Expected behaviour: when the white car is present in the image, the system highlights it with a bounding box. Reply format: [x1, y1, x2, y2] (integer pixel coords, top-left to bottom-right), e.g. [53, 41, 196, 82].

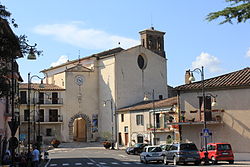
[140, 146, 164, 164]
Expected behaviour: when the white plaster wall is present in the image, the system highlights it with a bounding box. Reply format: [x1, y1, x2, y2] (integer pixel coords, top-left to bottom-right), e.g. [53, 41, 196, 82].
[98, 56, 115, 138]
[179, 88, 250, 152]
[62, 66, 99, 142]
[115, 46, 168, 109]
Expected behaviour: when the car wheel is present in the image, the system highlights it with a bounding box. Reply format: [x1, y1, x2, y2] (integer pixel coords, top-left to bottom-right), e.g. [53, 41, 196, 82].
[173, 156, 179, 166]
[144, 156, 148, 164]
[164, 156, 168, 165]
[211, 156, 217, 165]
[194, 160, 201, 165]
[134, 150, 138, 155]
[140, 156, 143, 163]
[229, 160, 234, 164]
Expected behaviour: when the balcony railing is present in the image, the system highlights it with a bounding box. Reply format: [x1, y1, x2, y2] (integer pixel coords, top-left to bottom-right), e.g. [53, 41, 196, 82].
[20, 97, 63, 105]
[146, 123, 177, 132]
[20, 115, 63, 123]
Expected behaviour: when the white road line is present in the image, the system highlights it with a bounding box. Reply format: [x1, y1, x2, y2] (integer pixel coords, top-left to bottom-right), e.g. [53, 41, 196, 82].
[135, 162, 142, 164]
[62, 163, 69, 166]
[111, 162, 119, 164]
[50, 164, 58, 167]
[99, 162, 107, 164]
[75, 162, 82, 165]
[87, 162, 94, 165]
[122, 162, 131, 164]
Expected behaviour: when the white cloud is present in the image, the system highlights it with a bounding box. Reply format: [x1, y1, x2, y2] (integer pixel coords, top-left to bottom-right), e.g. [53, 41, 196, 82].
[51, 55, 69, 67]
[192, 52, 222, 73]
[246, 48, 250, 58]
[34, 22, 140, 50]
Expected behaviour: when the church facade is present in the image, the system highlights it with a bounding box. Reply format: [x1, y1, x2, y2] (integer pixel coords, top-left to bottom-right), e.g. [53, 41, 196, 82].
[37, 27, 168, 143]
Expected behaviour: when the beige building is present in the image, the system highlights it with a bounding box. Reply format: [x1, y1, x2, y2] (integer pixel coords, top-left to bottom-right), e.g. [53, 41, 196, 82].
[117, 96, 178, 146]
[19, 27, 169, 144]
[175, 67, 250, 153]
[19, 83, 65, 144]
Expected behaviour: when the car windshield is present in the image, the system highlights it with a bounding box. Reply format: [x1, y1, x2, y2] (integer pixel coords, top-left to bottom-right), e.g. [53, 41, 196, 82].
[217, 144, 231, 151]
[134, 144, 142, 147]
[180, 144, 198, 151]
[148, 147, 162, 152]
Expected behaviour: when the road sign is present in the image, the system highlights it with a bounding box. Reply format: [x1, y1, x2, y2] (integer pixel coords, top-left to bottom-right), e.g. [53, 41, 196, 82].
[8, 121, 19, 136]
[203, 128, 210, 137]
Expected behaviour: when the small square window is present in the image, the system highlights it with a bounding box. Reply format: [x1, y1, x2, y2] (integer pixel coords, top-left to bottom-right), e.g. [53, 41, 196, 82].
[46, 128, 52, 136]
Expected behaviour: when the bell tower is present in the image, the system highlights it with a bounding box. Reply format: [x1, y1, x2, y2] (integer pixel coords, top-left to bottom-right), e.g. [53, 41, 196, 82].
[139, 27, 165, 58]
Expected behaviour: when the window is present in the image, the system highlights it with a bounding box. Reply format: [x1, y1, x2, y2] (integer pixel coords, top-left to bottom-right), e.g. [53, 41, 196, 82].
[121, 114, 124, 122]
[39, 109, 44, 122]
[39, 92, 44, 104]
[46, 128, 52, 136]
[199, 96, 212, 111]
[49, 109, 58, 122]
[24, 110, 29, 121]
[52, 92, 58, 104]
[136, 115, 144, 125]
[20, 91, 27, 104]
[137, 54, 147, 70]
[124, 126, 128, 133]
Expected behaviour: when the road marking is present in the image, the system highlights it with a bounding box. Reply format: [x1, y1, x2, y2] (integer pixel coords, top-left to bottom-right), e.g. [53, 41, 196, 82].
[87, 162, 94, 165]
[99, 162, 107, 164]
[122, 162, 131, 164]
[135, 162, 142, 164]
[75, 162, 82, 165]
[62, 163, 69, 166]
[50, 164, 58, 167]
[111, 162, 119, 164]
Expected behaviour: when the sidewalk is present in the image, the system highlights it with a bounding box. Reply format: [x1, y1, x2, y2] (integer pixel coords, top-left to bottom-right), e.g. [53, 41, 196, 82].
[235, 153, 250, 161]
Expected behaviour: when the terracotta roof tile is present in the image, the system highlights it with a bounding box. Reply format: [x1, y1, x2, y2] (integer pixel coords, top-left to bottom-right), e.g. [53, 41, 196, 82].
[19, 83, 65, 91]
[117, 96, 177, 112]
[176, 67, 250, 90]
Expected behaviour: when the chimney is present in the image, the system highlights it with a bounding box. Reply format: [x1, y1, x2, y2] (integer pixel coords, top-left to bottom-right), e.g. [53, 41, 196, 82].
[185, 70, 191, 84]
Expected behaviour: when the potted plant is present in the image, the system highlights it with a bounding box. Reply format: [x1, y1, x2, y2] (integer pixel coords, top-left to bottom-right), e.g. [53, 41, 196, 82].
[102, 141, 111, 149]
[51, 139, 61, 148]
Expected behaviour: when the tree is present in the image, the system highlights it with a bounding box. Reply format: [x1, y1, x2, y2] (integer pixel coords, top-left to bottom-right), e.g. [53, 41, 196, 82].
[206, 0, 250, 24]
[0, 3, 42, 97]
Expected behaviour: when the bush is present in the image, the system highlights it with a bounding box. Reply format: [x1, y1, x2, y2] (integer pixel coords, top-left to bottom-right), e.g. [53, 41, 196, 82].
[102, 141, 111, 149]
[51, 139, 61, 148]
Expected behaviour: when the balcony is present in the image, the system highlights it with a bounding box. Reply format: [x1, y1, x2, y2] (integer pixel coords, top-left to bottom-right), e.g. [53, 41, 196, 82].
[20, 114, 63, 124]
[168, 109, 224, 126]
[20, 97, 63, 105]
[146, 122, 178, 132]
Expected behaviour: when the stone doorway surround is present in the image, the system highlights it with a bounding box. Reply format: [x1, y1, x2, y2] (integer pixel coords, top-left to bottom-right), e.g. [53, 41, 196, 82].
[68, 113, 91, 142]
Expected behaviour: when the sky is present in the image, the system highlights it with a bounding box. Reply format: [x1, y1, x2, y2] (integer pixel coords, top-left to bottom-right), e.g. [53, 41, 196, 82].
[2, 0, 250, 86]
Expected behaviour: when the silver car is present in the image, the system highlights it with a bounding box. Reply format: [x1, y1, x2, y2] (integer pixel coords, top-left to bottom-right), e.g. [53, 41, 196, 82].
[140, 146, 164, 164]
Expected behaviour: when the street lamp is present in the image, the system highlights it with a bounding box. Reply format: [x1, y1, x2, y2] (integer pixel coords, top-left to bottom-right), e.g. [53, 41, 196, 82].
[27, 73, 44, 162]
[144, 89, 156, 145]
[103, 99, 115, 149]
[189, 66, 210, 164]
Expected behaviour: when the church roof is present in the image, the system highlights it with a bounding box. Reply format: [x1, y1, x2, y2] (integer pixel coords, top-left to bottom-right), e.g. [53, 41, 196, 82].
[176, 67, 250, 91]
[41, 47, 124, 72]
[117, 96, 177, 112]
[20, 83, 65, 91]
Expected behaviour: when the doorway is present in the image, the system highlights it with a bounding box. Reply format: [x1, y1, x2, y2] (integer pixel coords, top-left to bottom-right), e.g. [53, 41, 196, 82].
[73, 118, 87, 142]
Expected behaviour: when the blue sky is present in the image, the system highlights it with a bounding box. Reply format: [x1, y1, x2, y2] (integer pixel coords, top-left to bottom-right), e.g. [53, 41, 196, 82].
[2, 0, 250, 86]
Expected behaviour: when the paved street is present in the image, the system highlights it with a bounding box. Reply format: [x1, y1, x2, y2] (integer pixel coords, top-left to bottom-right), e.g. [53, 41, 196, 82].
[43, 142, 250, 167]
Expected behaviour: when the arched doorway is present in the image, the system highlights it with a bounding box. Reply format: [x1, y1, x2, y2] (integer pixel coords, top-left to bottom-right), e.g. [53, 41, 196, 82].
[68, 113, 91, 142]
[73, 118, 86, 142]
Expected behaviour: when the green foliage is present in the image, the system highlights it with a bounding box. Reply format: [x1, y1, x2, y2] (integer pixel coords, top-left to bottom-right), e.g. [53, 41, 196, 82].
[206, 0, 250, 24]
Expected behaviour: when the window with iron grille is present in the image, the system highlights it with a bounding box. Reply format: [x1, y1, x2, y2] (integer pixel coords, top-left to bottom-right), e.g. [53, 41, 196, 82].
[136, 115, 144, 125]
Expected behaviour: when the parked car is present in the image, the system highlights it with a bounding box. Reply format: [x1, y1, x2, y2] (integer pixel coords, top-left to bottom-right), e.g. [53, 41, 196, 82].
[160, 144, 171, 152]
[163, 143, 201, 165]
[125, 143, 149, 155]
[200, 143, 234, 164]
[140, 146, 164, 164]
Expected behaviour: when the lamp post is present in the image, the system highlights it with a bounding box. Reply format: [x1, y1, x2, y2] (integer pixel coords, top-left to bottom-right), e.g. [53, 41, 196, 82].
[144, 89, 156, 145]
[27, 73, 44, 163]
[189, 66, 209, 164]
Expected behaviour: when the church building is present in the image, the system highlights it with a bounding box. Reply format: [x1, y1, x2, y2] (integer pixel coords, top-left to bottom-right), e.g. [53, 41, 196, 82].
[19, 27, 169, 144]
